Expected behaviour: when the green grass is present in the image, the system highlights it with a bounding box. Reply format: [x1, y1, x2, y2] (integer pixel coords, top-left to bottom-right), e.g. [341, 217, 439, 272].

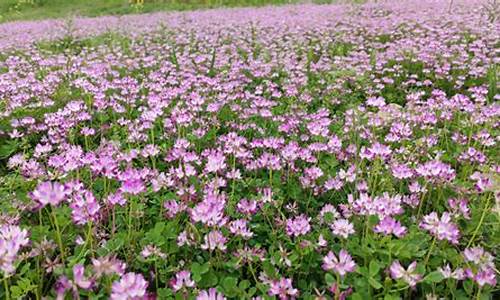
[0, 0, 309, 23]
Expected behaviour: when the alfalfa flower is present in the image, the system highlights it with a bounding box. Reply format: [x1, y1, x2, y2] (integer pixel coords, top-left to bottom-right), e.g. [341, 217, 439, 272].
[201, 230, 227, 252]
[92, 255, 126, 278]
[374, 216, 407, 237]
[268, 277, 299, 300]
[69, 190, 100, 225]
[286, 215, 311, 237]
[419, 212, 460, 244]
[331, 219, 355, 238]
[170, 270, 195, 291]
[110, 272, 148, 300]
[389, 261, 422, 287]
[0, 225, 29, 275]
[322, 249, 357, 277]
[31, 181, 68, 208]
[197, 288, 226, 300]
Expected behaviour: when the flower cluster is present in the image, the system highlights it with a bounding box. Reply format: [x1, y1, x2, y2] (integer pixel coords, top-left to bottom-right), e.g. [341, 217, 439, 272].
[0, 0, 498, 299]
[0, 225, 29, 275]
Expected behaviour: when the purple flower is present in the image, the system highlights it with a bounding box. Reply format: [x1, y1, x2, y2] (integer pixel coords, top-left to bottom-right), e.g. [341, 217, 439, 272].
[389, 261, 422, 287]
[31, 181, 68, 208]
[171, 270, 195, 291]
[228, 219, 253, 239]
[286, 215, 311, 237]
[466, 267, 497, 287]
[438, 264, 465, 280]
[360, 142, 392, 160]
[236, 199, 259, 215]
[119, 168, 146, 195]
[319, 204, 340, 223]
[141, 245, 166, 259]
[331, 219, 355, 239]
[447, 198, 470, 219]
[73, 264, 93, 290]
[420, 212, 460, 244]
[268, 278, 299, 300]
[197, 288, 226, 300]
[106, 191, 127, 207]
[463, 247, 495, 269]
[366, 96, 386, 107]
[201, 230, 227, 251]
[415, 160, 455, 182]
[0, 225, 29, 274]
[110, 272, 148, 300]
[163, 200, 187, 219]
[322, 249, 357, 277]
[70, 190, 100, 225]
[92, 255, 126, 278]
[191, 193, 227, 226]
[374, 216, 407, 237]
[120, 179, 146, 195]
[54, 275, 73, 299]
[391, 163, 414, 179]
[204, 150, 226, 174]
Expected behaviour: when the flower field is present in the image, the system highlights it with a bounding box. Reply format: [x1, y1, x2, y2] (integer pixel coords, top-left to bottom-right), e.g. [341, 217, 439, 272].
[0, 0, 498, 299]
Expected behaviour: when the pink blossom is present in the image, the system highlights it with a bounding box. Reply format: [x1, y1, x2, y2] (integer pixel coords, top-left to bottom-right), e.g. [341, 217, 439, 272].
[197, 288, 226, 300]
[420, 212, 460, 244]
[73, 264, 93, 290]
[331, 219, 355, 239]
[110, 272, 148, 300]
[286, 215, 311, 237]
[31, 181, 68, 208]
[322, 249, 357, 277]
[374, 216, 407, 237]
[229, 219, 253, 239]
[268, 278, 299, 300]
[389, 261, 422, 287]
[201, 230, 227, 251]
[70, 190, 100, 225]
[0, 225, 29, 274]
[171, 270, 195, 291]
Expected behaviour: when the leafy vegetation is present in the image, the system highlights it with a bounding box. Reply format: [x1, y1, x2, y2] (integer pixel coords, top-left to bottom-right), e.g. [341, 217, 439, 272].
[0, 1, 498, 300]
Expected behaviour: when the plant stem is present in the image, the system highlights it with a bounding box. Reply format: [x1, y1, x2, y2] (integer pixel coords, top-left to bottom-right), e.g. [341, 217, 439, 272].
[424, 237, 436, 267]
[335, 272, 341, 300]
[467, 195, 491, 248]
[51, 208, 65, 261]
[3, 276, 10, 300]
[87, 221, 94, 258]
[111, 206, 116, 239]
[154, 262, 159, 291]
[416, 185, 428, 219]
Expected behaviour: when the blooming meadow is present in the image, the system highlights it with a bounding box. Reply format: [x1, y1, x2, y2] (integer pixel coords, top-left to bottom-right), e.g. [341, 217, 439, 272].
[0, 0, 499, 299]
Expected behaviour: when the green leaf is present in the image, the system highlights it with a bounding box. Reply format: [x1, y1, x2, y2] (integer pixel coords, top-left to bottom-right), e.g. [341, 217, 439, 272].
[325, 273, 336, 286]
[144, 221, 166, 245]
[191, 262, 210, 282]
[239, 279, 250, 290]
[247, 287, 257, 297]
[423, 271, 444, 283]
[222, 277, 239, 297]
[262, 260, 276, 278]
[157, 288, 173, 298]
[10, 286, 23, 299]
[222, 277, 238, 290]
[368, 277, 383, 289]
[351, 293, 364, 300]
[198, 270, 218, 288]
[369, 260, 381, 277]
[0, 140, 19, 159]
